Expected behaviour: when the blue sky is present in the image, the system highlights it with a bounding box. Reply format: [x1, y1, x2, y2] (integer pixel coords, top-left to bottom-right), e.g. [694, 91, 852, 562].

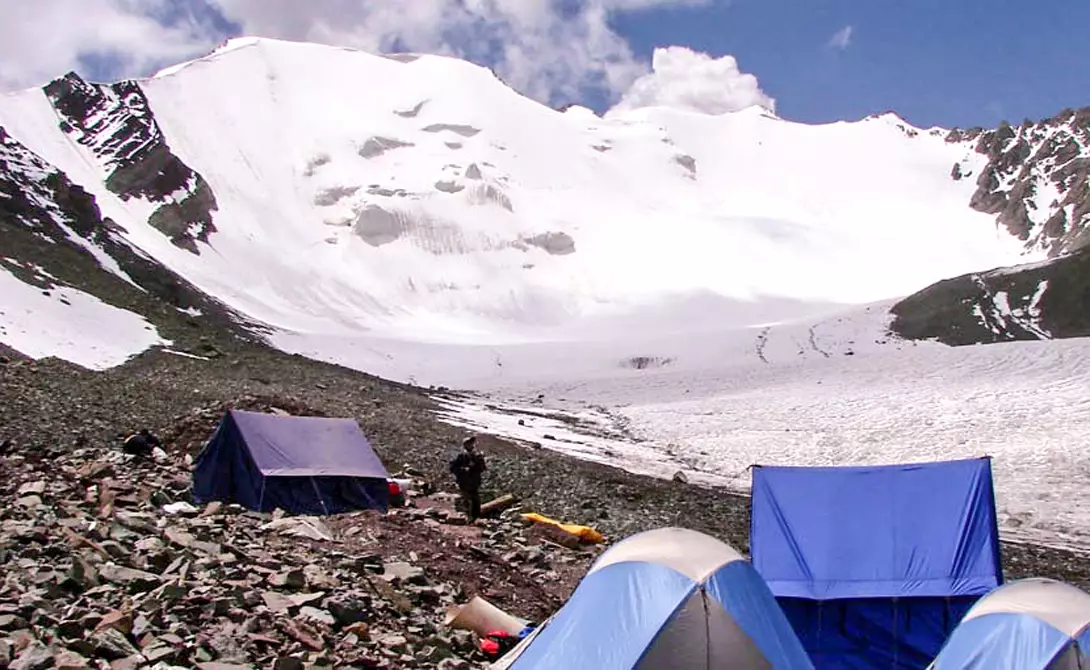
[2, 0, 1088, 130]
[613, 0, 1090, 128]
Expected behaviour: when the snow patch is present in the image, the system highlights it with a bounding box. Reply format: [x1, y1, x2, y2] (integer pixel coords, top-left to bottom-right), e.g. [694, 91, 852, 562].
[0, 265, 167, 369]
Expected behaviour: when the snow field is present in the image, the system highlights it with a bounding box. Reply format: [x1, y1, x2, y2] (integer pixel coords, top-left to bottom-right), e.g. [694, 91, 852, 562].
[0, 263, 168, 369]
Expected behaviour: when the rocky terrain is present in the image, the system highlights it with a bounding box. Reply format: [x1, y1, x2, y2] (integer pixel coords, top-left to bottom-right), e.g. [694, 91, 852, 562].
[0, 122, 255, 355]
[890, 245, 1090, 345]
[43, 73, 218, 253]
[0, 434, 600, 669]
[2, 340, 1089, 668]
[887, 107, 1090, 347]
[949, 106, 1090, 257]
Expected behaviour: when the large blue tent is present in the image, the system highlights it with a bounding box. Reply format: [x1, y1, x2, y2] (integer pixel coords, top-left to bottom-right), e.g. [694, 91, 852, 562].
[192, 409, 391, 515]
[930, 578, 1090, 669]
[750, 458, 1003, 669]
[495, 527, 814, 670]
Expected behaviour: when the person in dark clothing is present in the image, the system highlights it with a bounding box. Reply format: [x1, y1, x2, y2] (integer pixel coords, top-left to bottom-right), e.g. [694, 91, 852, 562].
[449, 435, 486, 522]
[123, 429, 162, 459]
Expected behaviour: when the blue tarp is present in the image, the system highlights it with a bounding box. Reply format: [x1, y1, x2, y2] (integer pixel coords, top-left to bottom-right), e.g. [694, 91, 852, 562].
[192, 410, 390, 515]
[750, 458, 1003, 669]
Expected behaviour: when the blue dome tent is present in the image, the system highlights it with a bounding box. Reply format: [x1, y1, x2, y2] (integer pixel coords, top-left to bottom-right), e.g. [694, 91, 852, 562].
[929, 579, 1090, 669]
[494, 527, 814, 669]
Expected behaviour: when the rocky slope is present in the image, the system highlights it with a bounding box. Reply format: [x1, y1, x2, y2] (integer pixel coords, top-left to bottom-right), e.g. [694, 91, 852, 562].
[890, 246, 1090, 345]
[42, 73, 218, 253]
[0, 437, 600, 669]
[949, 107, 1090, 257]
[0, 120, 256, 356]
[1, 342, 1088, 668]
[889, 107, 1090, 347]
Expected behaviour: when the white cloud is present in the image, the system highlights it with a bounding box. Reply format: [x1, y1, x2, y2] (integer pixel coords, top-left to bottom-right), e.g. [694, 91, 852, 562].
[0, 0, 219, 90]
[828, 25, 853, 51]
[0, 0, 773, 120]
[205, 0, 712, 106]
[607, 46, 775, 116]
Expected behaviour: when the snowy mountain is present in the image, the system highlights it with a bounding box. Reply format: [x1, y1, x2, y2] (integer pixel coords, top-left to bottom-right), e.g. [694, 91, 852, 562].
[0, 121, 251, 368]
[0, 36, 1086, 370]
[3, 36, 1090, 548]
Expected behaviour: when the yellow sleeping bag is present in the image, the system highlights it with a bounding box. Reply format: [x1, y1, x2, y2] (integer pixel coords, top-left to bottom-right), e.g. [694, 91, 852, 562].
[520, 512, 605, 544]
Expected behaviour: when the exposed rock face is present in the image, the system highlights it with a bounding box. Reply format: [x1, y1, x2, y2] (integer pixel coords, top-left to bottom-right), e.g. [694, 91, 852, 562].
[422, 124, 481, 138]
[359, 136, 414, 159]
[890, 246, 1090, 345]
[948, 108, 1090, 256]
[354, 205, 412, 246]
[467, 184, 513, 211]
[42, 72, 218, 253]
[674, 154, 697, 177]
[394, 101, 427, 118]
[521, 232, 576, 256]
[0, 125, 252, 352]
[434, 180, 465, 194]
[312, 186, 360, 206]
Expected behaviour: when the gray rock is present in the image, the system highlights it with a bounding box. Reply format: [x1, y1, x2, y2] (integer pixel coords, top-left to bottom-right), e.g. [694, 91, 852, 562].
[108, 655, 146, 670]
[89, 628, 141, 660]
[16, 495, 42, 508]
[54, 650, 91, 669]
[98, 564, 161, 592]
[16, 481, 46, 496]
[10, 642, 54, 670]
[382, 562, 425, 585]
[298, 607, 335, 627]
[0, 613, 29, 630]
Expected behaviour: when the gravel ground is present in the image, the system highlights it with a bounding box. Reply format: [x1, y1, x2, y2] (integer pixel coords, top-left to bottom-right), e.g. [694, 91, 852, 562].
[1, 341, 1087, 589]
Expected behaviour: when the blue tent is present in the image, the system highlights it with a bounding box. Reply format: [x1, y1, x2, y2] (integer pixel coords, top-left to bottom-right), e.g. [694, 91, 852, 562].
[192, 409, 391, 515]
[496, 527, 814, 669]
[930, 579, 1090, 669]
[750, 458, 1003, 669]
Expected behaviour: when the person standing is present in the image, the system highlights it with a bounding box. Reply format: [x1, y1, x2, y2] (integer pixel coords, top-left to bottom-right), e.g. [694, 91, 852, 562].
[449, 435, 486, 522]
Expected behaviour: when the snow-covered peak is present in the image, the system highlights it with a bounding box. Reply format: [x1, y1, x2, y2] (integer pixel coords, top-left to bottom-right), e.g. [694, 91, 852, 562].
[0, 38, 1043, 352]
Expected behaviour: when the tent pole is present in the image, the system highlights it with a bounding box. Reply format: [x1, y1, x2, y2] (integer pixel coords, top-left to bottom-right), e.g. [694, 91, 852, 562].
[258, 477, 267, 512]
[310, 476, 330, 516]
[892, 598, 899, 668]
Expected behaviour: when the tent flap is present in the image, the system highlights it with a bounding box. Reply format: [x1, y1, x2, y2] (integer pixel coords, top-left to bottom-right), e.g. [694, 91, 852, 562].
[750, 458, 1002, 600]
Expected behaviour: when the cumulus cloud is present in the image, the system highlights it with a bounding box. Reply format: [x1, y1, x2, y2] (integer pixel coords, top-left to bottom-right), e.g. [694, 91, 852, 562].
[608, 46, 775, 116]
[828, 25, 853, 50]
[0, 0, 773, 120]
[205, 0, 711, 106]
[0, 0, 220, 90]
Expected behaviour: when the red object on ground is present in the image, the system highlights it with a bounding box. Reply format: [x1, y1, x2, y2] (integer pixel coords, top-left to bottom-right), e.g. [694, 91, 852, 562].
[479, 630, 517, 658]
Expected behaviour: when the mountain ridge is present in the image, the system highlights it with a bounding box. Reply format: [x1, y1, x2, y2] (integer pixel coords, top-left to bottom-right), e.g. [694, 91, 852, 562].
[0, 36, 1088, 371]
